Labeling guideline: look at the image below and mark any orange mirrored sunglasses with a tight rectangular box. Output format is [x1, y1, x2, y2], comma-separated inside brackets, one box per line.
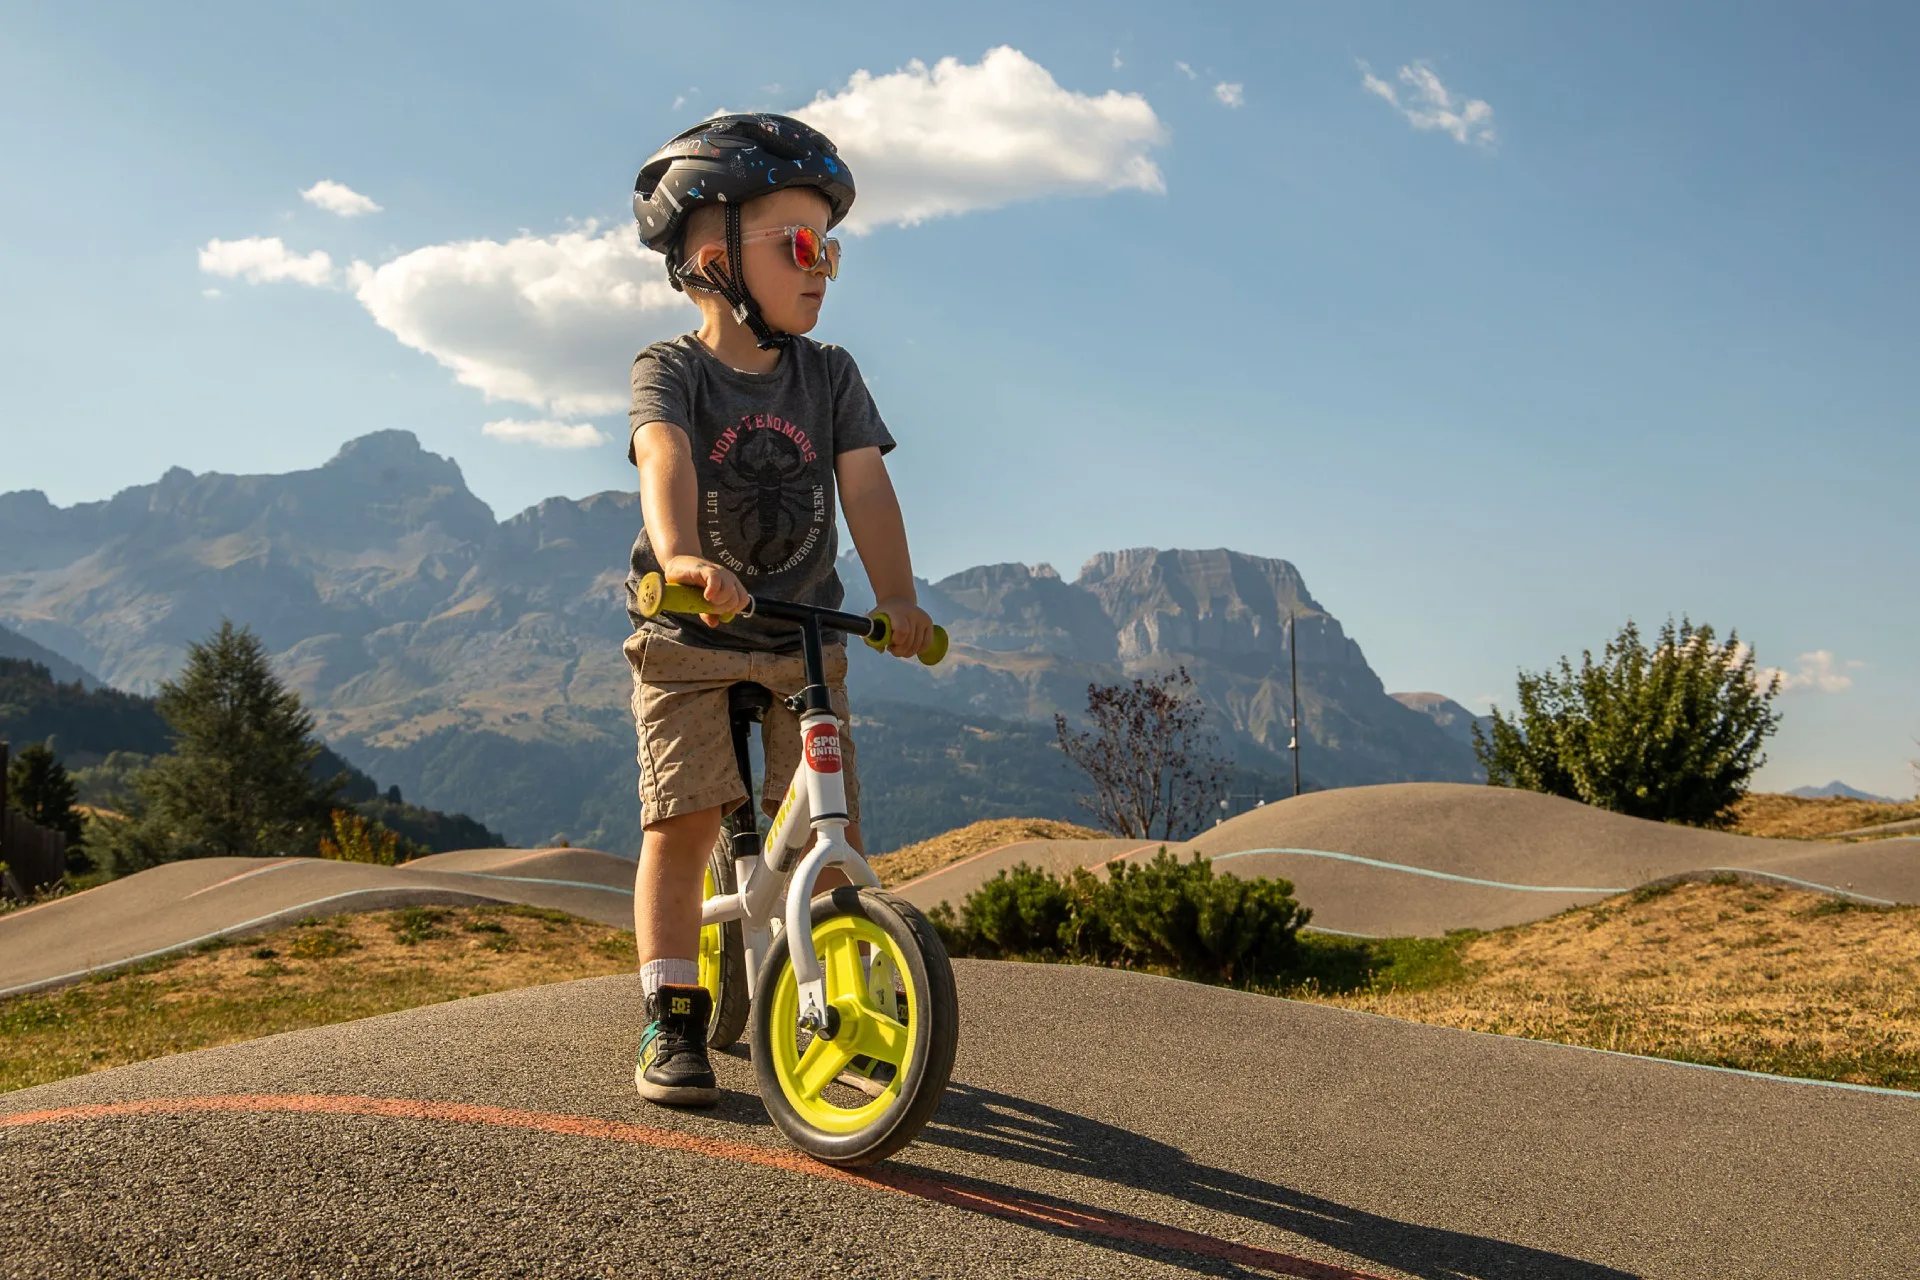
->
[737, 224, 840, 279]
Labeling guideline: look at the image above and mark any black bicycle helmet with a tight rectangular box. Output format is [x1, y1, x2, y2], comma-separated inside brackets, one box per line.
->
[633, 113, 856, 349]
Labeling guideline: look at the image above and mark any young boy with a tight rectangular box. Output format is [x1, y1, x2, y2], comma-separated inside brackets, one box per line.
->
[623, 114, 933, 1106]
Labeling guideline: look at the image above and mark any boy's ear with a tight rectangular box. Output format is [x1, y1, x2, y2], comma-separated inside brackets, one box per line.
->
[684, 244, 727, 280]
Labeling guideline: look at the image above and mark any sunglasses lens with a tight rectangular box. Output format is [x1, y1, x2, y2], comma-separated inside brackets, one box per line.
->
[791, 225, 822, 270]
[788, 226, 838, 279]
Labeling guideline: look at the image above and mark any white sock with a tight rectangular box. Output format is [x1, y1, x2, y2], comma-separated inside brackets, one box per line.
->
[639, 958, 697, 999]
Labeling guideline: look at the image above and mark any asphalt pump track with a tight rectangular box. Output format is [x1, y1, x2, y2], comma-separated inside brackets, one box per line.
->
[895, 784, 1920, 937]
[0, 847, 637, 998]
[5, 962, 1915, 1278]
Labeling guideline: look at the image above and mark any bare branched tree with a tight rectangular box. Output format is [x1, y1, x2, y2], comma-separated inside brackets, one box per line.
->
[1054, 666, 1227, 840]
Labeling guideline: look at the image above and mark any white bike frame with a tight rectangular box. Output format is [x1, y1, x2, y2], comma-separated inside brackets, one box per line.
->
[696, 708, 878, 1033]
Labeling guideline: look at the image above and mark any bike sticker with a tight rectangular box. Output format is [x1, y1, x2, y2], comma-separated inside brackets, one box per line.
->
[803, 723, 842, 773]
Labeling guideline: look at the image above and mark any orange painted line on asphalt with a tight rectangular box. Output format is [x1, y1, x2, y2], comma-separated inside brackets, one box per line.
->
[3, 1093, 1388, 1279]
[0, 877, 111, 922]
[184, 860, 312, 899]
[1090, 843, 1159, 871]
[895, 840, 1163, 893]
[890, 840, 1031, 891]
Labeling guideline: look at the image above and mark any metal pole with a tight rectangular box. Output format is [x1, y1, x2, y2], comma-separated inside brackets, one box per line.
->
[1, 739, 10, 887]
[1288, 614, 1301, 797]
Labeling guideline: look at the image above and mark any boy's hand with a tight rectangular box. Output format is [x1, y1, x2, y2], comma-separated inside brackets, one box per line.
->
[872, 597, 932, 659]
[664, 556, 750, 627]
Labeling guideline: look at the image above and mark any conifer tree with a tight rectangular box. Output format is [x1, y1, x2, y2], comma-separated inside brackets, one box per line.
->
[7, 741, 83, 843]
[136, 621, 335, 858]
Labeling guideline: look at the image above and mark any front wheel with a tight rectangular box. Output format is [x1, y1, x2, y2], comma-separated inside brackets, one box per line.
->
[751, 887, 958, 1167]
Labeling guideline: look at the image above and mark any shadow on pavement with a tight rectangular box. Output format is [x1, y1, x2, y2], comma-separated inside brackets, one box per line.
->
[906, 1084, 1637, 1280]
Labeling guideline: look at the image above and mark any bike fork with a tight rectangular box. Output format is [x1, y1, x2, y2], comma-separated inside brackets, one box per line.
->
[785, 707, 877, 1033]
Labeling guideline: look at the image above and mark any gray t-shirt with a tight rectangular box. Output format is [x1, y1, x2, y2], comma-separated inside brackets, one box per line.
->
[624, 332, 895, 652]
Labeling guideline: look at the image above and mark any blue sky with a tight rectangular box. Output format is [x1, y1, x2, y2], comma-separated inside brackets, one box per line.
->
[3, 1, 1916, 795]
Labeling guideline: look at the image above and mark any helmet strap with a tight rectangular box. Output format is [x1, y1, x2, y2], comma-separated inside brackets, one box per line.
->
[676, 204, 790, 350]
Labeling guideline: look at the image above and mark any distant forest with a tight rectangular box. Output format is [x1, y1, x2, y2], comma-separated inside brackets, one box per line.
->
[0, 658, 504, 854]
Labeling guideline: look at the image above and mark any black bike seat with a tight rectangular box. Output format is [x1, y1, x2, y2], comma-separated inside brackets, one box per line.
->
[727, 682, 776, 721]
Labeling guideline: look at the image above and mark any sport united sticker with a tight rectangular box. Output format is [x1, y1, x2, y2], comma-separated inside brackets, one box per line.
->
[803, 723, 842, 774]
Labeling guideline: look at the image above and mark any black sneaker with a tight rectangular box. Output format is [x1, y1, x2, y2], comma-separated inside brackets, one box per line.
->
[636, 984, 719, 1107]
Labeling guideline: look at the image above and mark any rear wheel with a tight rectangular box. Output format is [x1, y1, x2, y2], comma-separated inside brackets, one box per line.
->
[698, 843, 750, 1050]
[750, 887, 958, 1167]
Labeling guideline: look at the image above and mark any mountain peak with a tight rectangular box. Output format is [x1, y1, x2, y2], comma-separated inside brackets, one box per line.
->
[326, 430, 433, 467]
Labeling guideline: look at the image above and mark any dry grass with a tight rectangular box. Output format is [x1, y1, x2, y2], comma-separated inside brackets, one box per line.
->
[1729, 792, 1920, 840]
[1314, 880, 1920, 1090]
[869, 817, 1109, 886]
[0, 905, 633, 1094]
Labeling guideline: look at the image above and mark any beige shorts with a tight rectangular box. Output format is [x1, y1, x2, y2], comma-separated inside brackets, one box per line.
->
[625, 629, 860, 827]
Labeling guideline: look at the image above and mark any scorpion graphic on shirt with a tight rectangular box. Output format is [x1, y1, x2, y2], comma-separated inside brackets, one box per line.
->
[711, 428, 824, 573]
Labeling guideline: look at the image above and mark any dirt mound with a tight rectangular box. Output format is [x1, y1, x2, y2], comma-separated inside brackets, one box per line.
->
[870, 819, 1107, 887]
[1731, 793, 1920, 840]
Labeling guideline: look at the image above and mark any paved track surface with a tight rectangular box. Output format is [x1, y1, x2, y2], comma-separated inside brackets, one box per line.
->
[0, 849, 636, 997]
[900, 785, 1920, 935]
[5, 962, 1916, 1279]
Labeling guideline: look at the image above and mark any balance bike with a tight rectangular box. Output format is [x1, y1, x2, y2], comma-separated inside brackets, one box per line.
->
[632, 572, 959, 1167]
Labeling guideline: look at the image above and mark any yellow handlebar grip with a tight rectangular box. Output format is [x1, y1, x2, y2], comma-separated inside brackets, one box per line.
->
[633, 572, 735, 622]
[920, 625, 950, 667]
[865, 614, 950, 666]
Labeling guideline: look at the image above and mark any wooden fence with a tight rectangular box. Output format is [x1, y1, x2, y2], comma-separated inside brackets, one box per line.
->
[1, 741, 69, 898]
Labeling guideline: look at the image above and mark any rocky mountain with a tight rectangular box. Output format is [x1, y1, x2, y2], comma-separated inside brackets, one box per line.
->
[1786, 781, 1896, 803]
[1390, 692, 1490, 750]
[1, 432, 1480, 849]
[0, 622, 97, 688]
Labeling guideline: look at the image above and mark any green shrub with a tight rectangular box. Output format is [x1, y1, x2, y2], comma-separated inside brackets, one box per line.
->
[318, 809, 420, 865]
[389, 907, 448, 945]
[1103, 850, 1310, 985]
[931, 850, 1310, 989]
[1474, 617, 1781, 828]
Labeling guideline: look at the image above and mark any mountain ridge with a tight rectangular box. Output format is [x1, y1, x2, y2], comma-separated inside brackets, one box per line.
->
[3, 432, 1480, 848]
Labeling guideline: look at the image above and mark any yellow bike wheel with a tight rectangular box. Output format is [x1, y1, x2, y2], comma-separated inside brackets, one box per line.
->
[751, 887, 957, 1167]
[698, 844, 749, 1050]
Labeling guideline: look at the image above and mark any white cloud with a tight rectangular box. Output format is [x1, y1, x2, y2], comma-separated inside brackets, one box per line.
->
[1112, 50, 1123, 71]
[1359, 60, 1496, 148]
[1725, 641, 1854, 695]
[1174, 61, 1196, 80]
[791, 46, 1167, 232]
[301, 180, 383, 217]
[480, 418, 610, 449]
[201, 287, 222, 299]
[1769, 650, 1855, 695]
[349, 222, 694, 415]
[199, 50, 1163, 414]
[197, 236, 337, 286]
[1214, 81, 1244, 108]
[671, 94, 687, 110]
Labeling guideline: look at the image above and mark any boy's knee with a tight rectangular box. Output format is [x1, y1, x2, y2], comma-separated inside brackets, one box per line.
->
[642, 804, 725, 854]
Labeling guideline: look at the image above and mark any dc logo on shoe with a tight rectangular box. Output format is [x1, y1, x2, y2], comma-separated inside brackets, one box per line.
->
[671, 996, 691, 1015]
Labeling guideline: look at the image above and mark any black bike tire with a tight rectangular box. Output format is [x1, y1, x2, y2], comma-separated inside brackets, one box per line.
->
[750, 887, 958, 1167]
[702, 842, 751, 1050]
